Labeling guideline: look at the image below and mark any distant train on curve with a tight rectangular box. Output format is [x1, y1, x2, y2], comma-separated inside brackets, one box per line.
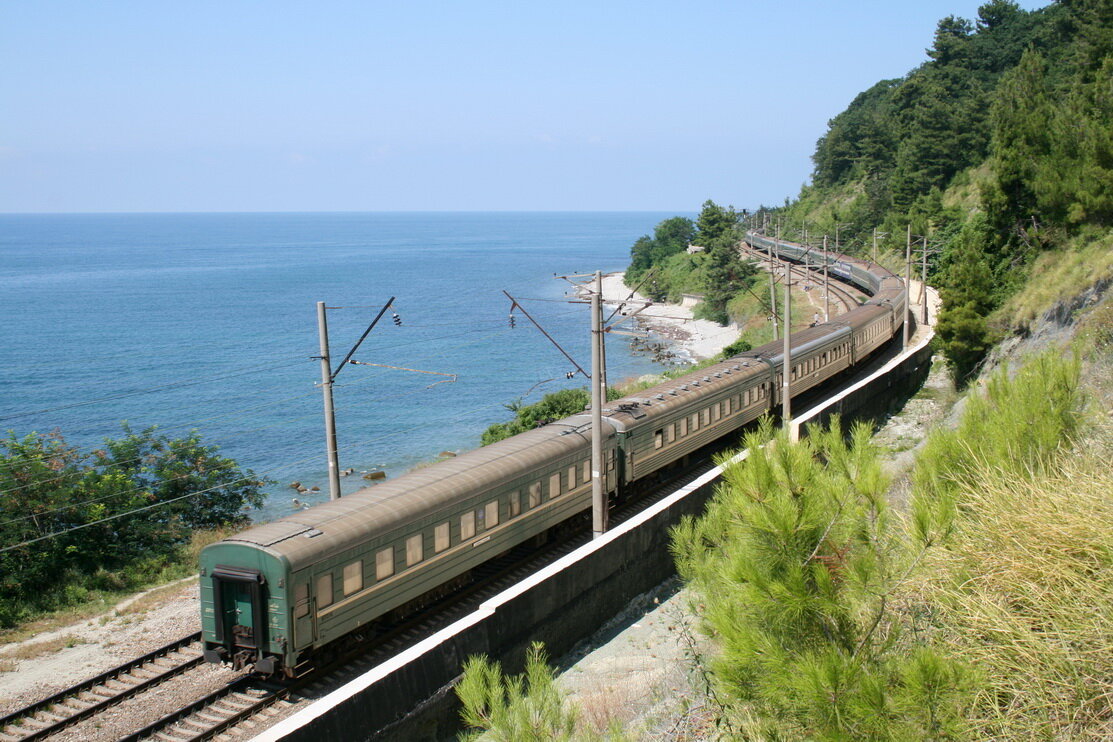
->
[199, 232, 908, 675]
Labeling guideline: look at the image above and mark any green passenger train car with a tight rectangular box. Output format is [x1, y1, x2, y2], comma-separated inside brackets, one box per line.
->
[200, 420, 618, 674]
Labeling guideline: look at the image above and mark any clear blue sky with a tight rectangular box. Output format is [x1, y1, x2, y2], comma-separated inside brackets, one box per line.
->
[1, 1, 1049, 213]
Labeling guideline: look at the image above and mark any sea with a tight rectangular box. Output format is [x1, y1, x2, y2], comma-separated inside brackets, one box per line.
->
[0, 212, 681, 521]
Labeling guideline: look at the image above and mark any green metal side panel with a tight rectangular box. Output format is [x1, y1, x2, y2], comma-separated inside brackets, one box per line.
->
[199, 542, 293, 664]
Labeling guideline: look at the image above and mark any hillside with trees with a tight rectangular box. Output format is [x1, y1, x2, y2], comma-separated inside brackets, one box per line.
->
[625, 200, 758, 326]
[766, 0, 1113, 382]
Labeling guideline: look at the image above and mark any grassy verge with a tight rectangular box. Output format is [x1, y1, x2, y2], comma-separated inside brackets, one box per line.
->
[0, 529, 228, 645]
[903, 349, 1111, 739]
[996, 232, 1113, 329]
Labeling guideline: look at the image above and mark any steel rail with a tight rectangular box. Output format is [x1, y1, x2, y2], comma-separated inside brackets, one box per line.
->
[0, 632, 204, 741]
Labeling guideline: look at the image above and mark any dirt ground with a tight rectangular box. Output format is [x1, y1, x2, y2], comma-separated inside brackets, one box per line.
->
[0, 578, 202, 715]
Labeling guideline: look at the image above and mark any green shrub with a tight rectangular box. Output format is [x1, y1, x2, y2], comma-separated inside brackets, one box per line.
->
[672, 417, 972, 739]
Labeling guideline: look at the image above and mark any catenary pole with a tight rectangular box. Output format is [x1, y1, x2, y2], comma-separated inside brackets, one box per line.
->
[768, 239, 779, 340]
[317, 302, 342, 501]
[921, 232, 930, 325]
[780, 226, 792, 424]
[823, 234, 830, 322]
[903, 225, 912, 350]
[591, 271, 607, 538]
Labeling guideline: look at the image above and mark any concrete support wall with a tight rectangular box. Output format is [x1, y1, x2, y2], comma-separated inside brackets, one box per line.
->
[254, 333, 935, 742]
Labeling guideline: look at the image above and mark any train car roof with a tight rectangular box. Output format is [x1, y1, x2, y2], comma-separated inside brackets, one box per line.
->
[222, 419, 614, 568]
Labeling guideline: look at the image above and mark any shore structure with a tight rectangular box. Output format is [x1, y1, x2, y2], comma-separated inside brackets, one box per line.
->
[597, 272, 742, 363]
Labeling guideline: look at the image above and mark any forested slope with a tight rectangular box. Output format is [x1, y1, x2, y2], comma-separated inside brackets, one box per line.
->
[767, 0, 1113, 381]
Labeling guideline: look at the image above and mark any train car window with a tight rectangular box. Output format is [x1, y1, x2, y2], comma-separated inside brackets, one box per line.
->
[509, 492, 521, 518]
[712, 403, 721, 422]
[690, 413, 699, 431]
[529, 482, 542, 508]
[549, 472, 561, 497]
[567, 465, 577, 489]
[294, 583, 309, 618]
[666, 424, 676, 444]
[701, 409, 710, 426]
[316, 573, 334, 609]
[406, 534, 423, 566]
[607, 449, 616, 473]
[375, 548, 394, 580]
[654, 430, 663, 450]
[484, 501, 498, 528]
[582, 460, 590, 483]
[476, 506, 486, 530]
[461, 511, 476, 540]
[679, 416, 687, 436]
[435, 522, 450, 552]
[343, 560, 363, 595]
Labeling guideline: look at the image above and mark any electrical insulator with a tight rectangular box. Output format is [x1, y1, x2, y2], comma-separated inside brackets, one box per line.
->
[565, 371, 575, 379]
[508, 313, 516, 328]
[392, 312, 402, 326]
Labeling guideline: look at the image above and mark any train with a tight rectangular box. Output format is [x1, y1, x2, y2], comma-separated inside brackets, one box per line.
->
[199, 232, 907, 675]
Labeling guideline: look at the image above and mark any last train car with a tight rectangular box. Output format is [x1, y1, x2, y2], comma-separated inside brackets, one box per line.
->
[200, 420, 617, 675]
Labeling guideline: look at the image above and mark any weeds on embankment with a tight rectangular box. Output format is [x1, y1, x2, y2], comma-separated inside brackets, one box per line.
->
[905, 350, 1112, 740]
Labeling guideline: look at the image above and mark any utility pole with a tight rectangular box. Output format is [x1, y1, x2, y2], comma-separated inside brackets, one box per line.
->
[872, 227, 878, 264]
[921, 232, 930, 325]
[315, 297, 395, 500]
[768, 248, 779, 340]
[317, 302, 342, 501]
[590, 271, 607, 538]
[780, 225, 792, 424]
[822, 234, 830, 322]
[903, 225, 912, 350]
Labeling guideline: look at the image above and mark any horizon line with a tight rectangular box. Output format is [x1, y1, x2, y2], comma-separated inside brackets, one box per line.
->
[0, 208, 697, 217]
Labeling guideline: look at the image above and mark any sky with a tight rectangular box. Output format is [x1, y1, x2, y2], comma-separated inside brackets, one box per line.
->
[1, 1, 1050, 213]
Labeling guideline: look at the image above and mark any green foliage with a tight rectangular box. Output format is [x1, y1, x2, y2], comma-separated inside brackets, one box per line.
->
[908, 349, 1110, 739]
[774, 0, 1113, 382]
[0, 426, 266, 628]
[457, 642, 626, 741]
[626, 216, 696, 289]
[911, 350, 1085, 523]
[480, 387, 622, 446]
[672, 417, 972, 739]
[626, 201, 758, 326]
[721, 338, 752, 357]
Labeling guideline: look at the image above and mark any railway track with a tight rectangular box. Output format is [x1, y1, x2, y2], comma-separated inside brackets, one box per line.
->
[0, 633, 205, 741]
[739, 242, 863, 316]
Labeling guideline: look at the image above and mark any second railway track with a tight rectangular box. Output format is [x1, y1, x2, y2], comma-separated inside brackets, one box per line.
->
[0, 633, 205, 741]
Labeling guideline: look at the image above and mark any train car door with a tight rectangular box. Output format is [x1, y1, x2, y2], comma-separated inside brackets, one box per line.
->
[211, 565, 267, 670]
[221, 581, 256, 649]
[292, 577, 315, 649]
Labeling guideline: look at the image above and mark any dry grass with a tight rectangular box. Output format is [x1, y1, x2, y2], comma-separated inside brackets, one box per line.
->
[1, 634, 89, 662]
[114, 577, 196, 617]
[911, 427, 1113, 739]
[997, 232, 1113, 327]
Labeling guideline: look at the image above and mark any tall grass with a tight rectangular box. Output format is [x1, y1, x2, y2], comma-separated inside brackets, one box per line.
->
[907, 350, 1111, 739]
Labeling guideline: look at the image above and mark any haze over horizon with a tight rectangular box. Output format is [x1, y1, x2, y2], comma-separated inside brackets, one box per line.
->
[3, 1, 1049, 214]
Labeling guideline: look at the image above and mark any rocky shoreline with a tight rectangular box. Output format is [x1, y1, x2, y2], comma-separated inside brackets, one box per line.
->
[596, 272, 742, 364]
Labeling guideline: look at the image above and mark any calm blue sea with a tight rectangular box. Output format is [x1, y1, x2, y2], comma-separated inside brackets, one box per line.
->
[0, 212, 678, 520]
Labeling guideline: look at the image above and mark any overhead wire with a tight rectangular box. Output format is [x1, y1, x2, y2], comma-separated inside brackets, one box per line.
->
[0, 374, 562, 553]
[1, 303, 590, 503]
